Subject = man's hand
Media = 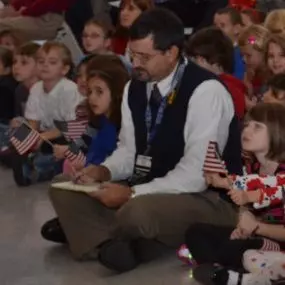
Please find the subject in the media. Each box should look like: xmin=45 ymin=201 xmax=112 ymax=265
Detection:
xmin=73 ymin=167 xmax=95 ymax=185
xmin=89 ymin=183 xmax=132 ymax=208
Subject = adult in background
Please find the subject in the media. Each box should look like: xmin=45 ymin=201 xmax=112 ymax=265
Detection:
xmin=42 ymin=8 xmax=241 ymax=272
xmin=0 ymin=0 xmax=76 ymax=42
xmin=155 ymin=0 xmax=228 ymax=32
xmin=112 ymin=0 xmax=154 ymax=56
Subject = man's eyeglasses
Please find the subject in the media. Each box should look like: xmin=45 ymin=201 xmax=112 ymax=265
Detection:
xmin=129 ymin=50 xmax=162 ymax=65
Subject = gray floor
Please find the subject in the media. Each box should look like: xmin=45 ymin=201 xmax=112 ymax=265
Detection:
xmin=0 ymin=168 xmax=198 ymax=285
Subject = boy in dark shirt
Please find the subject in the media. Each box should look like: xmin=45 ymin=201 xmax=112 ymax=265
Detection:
xmin=13 ymin=42 xmax=40 ymax=117
xmin=0 ymin=42 xmax=39 ymax=158
xmin=0 ymin=46 xmax=18 ymax=123
xmin=187 ymin=26 xmax=246 ymax=119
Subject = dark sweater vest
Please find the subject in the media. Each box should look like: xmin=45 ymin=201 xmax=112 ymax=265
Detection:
xmin=128 ymin=61 xmax=243 ymax=187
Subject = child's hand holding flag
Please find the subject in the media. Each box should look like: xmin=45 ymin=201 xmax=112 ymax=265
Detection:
xmin=203 ymin=141 xmax=232 ymax=189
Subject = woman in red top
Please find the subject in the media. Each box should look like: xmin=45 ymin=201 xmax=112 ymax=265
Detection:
xmin=0 ymin=0 xmax=76 ymax=41
xmin=112 ymin=0 xmax=154 ymax=55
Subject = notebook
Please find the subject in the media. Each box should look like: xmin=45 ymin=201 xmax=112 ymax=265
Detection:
xmin=51 ymin=181 xmax=100 ymax=193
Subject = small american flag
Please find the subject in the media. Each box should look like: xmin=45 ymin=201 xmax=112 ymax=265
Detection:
xmin=54 ymin=120 xmax=87 ymax=141
xmin=10 ymin=123 xmax=40 ymax=155
xmin=54 ymin=103 xmax=89 ymax=141
xmin=203 ymin=141 xmax=227 ymax=174
xmin=64 ymin=142 xmax=86 ymax=165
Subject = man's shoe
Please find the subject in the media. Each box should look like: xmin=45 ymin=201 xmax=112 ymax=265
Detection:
xmin=193 ymin=264 xmax=229 ymax=285
xmin=211 ymin=266 xmax=230 ymax=285
xmin=41 ymin=218 xmax=67 ymax=244
xmin=135 ymin=238 xmax=168 ymax=262
xmin=98 ymin=240 xmax=139 ymax=272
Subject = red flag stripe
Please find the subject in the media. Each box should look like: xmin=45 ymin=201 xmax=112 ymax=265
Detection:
xmin=261 ymin=238 xmax=280 ymax=251
xmin=203 ymin=141 xmax=227 ymax=173
xmin=63 ymin=121 xmax=88 ymax=140
xmin=65 ymin=150 xmax=86 ymax=165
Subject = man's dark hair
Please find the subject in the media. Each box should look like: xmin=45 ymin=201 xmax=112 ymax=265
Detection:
xmin=268 ymin=73 xmax=285 ymax=95
xmin=216 ymin=7 xmax=243 ymax=26
xmin=129 ymin=8 xmax=184 ymax=53
xmin=186 ymin=27 xmax=234 ymax=74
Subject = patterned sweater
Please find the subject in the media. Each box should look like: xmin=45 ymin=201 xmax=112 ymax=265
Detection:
xmin=232 ymin=161 xmax=285 ymax=224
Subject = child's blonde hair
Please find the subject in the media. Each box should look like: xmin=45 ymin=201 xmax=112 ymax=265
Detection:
xmin=39 ymin=41 xmax=73 ymax=68
xmin=238 ymin=24 xmax=270 ymax=52
xmin=264 ymin=9 xmax=285 ymax=34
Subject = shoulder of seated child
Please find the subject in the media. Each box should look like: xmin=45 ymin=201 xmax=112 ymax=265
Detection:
xmin=57 ymin=78 xmax=80 ymax=98
xmin=59 ymin=78 xmax=78 ymax=91
xmin=30 ymin=81 xmax=43 ymax=94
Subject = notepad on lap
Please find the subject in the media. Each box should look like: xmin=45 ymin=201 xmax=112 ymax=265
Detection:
xmin=51 ymin=181 xmax=100 ymax=193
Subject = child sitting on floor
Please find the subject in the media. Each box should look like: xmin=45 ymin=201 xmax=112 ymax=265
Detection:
xmin=62 ymin=54 xmax=129 ymax=177
xmin=187 ymin=26 xmax=246 ymax=119
xmin=264 ymin=9 xmax=285 ymax=34
xmin=13 ymin=42 xmax=40 ymax=117
xmin=0 ymin=46 xmax=18 ymax=150
xmin=0 ymin=46 xmax=18 ymax=124
xmin=263 ymin=74 xmax=285 ymax=105
xmin=52 ymin=55 xmax=97 ymax=162
xmin=214 ymin=7 xmax=245 ymax=80
xmin=81 ymin=18 xmax=131 ymax=74
xmin=0 ymin=42 xmax=40 ymax=159
xmin=265 ymin=33 xmax=285 ymax=76
xmin=184 ymin=103 xmax=285 ymax=285
xmin=41 ymin=54 xmax=129 ymax=244
xmin=0 ymin=29 xmax=20 ymax=52
xmin=11 ymin=41 xmax=82 ymax=187
xmin=238 ymin=25 xmax=270 ymax=109
xmin=82 ymin=18 xmax=113 ymax=55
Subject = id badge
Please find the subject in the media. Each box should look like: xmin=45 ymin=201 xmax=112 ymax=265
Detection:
xmin=129 ymin=155 xmax=152 ymax=186
xmin=135 ymin=155 xmax=152 ymax=171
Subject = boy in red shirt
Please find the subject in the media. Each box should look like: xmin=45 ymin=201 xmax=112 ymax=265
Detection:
xmin=187 ymin=26 xmax=246 ymax=119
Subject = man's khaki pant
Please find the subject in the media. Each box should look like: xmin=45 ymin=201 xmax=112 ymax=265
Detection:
xmin=49 ymin=175 xmax=238 ymax=260
xmin=0 ymin=13 xmax=63 ymax=41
